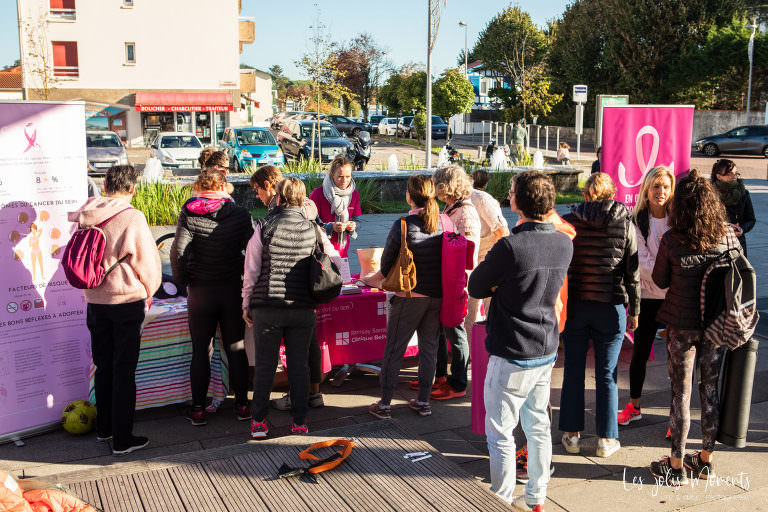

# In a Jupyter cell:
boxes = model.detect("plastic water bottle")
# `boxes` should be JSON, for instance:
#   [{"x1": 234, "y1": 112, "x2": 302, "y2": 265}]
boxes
[{"x1": 387, "y1": 154, "x2": 399, "y2": 172}]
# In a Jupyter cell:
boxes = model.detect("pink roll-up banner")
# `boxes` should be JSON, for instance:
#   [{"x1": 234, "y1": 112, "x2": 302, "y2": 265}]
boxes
[
  {"x1": 601, "y1": 105, "x2": 694, "y2": 210},
  {"x1": 0, "y1": 101, "x2": 90, "y2": 442}
]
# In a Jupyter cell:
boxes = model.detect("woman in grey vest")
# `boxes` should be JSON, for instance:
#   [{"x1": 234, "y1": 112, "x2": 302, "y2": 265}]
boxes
[{"x1": 242, "y1": 178, "x2": 318, "y2": 438}]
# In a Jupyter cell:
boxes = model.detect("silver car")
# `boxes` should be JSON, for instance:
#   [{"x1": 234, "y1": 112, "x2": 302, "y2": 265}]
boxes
[
  {"x1": 695, "y1": 125, "x2": 768, "y2": 157},
  {"x1": 86, "y1": 131, "x2": 129, "y2": 175}
]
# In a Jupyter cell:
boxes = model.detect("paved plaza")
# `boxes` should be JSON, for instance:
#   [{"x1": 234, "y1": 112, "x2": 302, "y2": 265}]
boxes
[{"x1": 1, "y1": 180, "x2": 766, "y2": 511}]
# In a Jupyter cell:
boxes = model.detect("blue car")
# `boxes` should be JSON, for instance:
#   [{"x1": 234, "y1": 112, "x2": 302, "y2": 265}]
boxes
[{"x1": 220, "y1": 127, "x2": 284, "y2": 172}]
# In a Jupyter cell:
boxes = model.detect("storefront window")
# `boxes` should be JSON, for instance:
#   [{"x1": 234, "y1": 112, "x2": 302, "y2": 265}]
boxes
[{"x1": 196, "y1": 112, "x2": 211, "y2": 144}]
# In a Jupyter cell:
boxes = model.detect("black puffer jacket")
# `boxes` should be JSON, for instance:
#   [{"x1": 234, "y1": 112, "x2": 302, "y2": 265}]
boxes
[
  {"x1": 652, "y1": 229, "x2": 740, "y2": 330},
  {"x1": 722, "y1": 187, "x2": 755, "y2": 255},
  {"x1": 563, "y1": 200, "x2": 640, "y2": 315},
  {"x1": 380, "y1": 214, "x2": 443, "y2": 297},
  {"x1": 171, "y1": 196, "x2": 254, "y2": 288}
]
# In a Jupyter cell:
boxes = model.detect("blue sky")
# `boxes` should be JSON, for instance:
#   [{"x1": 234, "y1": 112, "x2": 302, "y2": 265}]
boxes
[{"x1": 1, "y1": 1, "x2": 567, "y2": 79}]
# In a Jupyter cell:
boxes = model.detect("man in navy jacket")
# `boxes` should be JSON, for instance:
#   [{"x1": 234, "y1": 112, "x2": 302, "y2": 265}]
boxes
[{"x1": 469, "y1": 171, "x2": 573, "y2": 511}]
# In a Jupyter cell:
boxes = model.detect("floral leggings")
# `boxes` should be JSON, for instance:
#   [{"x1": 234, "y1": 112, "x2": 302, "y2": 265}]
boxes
[{"x1": 667, "y1": 329, "x2": 725, "y2": 459}]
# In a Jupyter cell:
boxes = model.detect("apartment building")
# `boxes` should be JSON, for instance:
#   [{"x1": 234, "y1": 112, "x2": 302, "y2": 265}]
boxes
[{"x1": 18, "y1": 0, "x2": 255, "y2": 147}]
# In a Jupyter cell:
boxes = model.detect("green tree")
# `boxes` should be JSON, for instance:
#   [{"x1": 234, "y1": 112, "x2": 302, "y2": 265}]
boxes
[
  {"x1": 672, "y1": 16, "x2": 768, "y2": 110},
  {"x1": 378, "y1": 73, "x2": 404, "y2": 113},
  {"x1": 397, "y1": 71, "x2": 427, "y2": 112},
  {"x1": 473, "y1": 6, "x2": 549, "y2": 120},
  {"x1": 545, "y1": 0, "x2": 748, "y2": 125},
  {"x1": 432, "y1": 70, "x2": 474, "y2": 120},
  {"x1": 413, "y1": 111, "x2": 427, "y2": 142}
]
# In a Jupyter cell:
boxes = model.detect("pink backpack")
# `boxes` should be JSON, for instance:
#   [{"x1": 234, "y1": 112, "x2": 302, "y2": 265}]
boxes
[
  {"x1": 440, "y1": 214, "x2": 475, "y2": 327},
  {"x1": 62, "y1": 208, "x2": 132, "y2": 289}
]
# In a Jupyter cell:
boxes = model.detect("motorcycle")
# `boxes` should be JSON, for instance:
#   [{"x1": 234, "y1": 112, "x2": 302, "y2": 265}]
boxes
[
  {"x1": 348, "y1": 130, "x2": 374, "y2": 170},
  {"x1": 443, "y1": 138, "x2": 460, "y2": 163}
]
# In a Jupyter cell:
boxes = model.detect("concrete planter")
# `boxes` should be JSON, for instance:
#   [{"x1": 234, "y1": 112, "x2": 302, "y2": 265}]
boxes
[{"x1": 165, "y1": 167, "x2": 582, "y2": 211}]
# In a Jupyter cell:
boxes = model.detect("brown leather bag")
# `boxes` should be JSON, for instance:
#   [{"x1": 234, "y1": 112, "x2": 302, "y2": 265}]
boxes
[{"x1": 382, "y1": 217, "x2": 417, "y2": 298}]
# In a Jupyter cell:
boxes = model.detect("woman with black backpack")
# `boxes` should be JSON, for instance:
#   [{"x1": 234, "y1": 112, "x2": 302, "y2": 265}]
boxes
[{"x1": 649, "y1": 169, "x2": 741, "y2": 486}]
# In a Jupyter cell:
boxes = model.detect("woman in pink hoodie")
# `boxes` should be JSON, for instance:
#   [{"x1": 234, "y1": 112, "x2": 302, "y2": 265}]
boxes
[{"x1": 68, "y1": 165, "x2": 161, "y2": 456}]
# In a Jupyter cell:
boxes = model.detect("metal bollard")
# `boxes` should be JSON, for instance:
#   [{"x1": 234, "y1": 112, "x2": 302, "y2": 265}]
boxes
[
  {"x1": 545, "y1": 126, "x2": 549, "y2": 154},
  {"x1": 478, "y1": 146, "x2": 483, "y2": 160}
]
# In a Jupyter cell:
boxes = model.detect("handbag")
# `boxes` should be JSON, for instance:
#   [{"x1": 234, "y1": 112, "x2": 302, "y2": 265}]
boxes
[
  {"x1": 309, "y1": 226, "x2": 343, "y2": 303},
  {"x1": 439, "y1": 214, "x2": 474, "y2": 327},
  {"x1": 382, "y1": 217, "x2": 417, "y2": 298}
]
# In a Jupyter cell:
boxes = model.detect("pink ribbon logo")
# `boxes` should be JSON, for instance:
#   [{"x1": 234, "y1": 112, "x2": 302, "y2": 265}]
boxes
[
  {"x1": 618, "y1": 126, "x2": 674, "y2": 188},
  {"x1": 23, "y1": 123, "x2": 39, "y2": 153}
]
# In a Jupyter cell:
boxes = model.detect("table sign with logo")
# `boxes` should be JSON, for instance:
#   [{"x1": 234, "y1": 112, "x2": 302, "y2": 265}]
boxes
[{"x1": 0, "y1": 100, "x2": 90, "y2": 442}]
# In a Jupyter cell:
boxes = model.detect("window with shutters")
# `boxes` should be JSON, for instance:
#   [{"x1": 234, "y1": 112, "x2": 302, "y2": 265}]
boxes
[
  {"x1": 51, "y1": 41, "x2": 79, "y2": 78},
  {"x1": 49, "y1": 0, "x2": 75, "y2": 20},
  {"x1": 125, "y1": 42, "x2": 136, "y2": 64}
]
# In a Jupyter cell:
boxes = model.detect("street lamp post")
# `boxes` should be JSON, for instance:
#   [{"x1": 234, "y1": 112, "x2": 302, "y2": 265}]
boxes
[
  {"x1": 746, "y1": 19, "x2": 758, "y2": 122},
  {"x1": 458, "y1": 21, "x2": 468, "y2": 77},
  {"x1": 459, "y1": 21, "x2": 468, "y2": 137}
]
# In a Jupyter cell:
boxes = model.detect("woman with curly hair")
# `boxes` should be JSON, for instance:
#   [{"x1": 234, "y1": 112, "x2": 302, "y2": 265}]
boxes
[
  {"x1": 649, "y1": 169, "x2": 740, "y2": 486},
  {"x1": 429, "y1": 165, "x2": 481, "y2": 401},
  {"x1": 711, "y1": 159, "x2": 755, "y2": 256}
]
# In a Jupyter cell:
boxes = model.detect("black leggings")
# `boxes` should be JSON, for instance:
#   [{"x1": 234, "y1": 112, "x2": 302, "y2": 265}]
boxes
[
  {"x1": 309, "y1": 329, "x2": 321, "y2": 385},
  {"x1": 629, "y1": 298, "x2": 664, "y2": 400},
  {"x1": 187, "y1": 283, "x2": 249, "y2": 407}
]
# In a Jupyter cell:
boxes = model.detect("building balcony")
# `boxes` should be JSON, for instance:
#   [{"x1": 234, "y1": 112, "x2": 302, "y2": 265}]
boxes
[
  {"x1": 53, "y1": 65, "x2": 79, "y2": 78},
  {"x1": 49, "y1": 8, "x2": 76, "y2": 21},
  {"x1": 239, "y1": 17, "x2": 254, "y2": 53}
]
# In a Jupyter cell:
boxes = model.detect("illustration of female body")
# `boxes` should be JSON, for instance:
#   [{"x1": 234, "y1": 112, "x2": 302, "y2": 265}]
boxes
[{"x1": 29, "y1": 223, "x2": 44, "y2": 280}]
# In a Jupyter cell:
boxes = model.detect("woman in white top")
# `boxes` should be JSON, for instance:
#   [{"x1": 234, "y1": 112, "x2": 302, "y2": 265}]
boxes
[
  {"x1": 468, "y1": 170, "x2": 509, "y2": 324},
  {"x1": 429, "y1": 165, "x2": 482, "y2": 400},
  {"x1": 617, "y1": 165, "x2": 675, "y2": 426}
]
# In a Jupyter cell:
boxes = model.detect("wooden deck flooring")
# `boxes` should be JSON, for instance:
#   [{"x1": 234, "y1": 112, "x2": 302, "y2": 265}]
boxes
[{"x1": 55, "y1": 420, "x2": 510, "y2": 512}]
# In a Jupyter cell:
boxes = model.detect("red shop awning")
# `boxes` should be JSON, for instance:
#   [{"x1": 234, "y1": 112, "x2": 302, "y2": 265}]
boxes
[{"x1": 135, "y1": 92, "x2": 233, "y2": 112}]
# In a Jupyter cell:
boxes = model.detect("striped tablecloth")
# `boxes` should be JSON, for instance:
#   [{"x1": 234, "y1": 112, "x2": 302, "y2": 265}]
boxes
[{"x1": 89, "y1": 298, "x2": 229, "y2": 411}]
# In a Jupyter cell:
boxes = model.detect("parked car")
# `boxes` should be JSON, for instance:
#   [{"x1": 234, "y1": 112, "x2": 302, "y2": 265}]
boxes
[
  {"x1": 397, "y1": 116, "x2": 414, "y2": 138},
  {"x1": 377, "y1": 117, "x2": 398, "y2": 136},
  {"x1": 695, "y1": 125, "x2": 768, "y2": 157},
  {"x1": 326, "y1": 115, "x2": 372, "y2": 136},
  {"x1": 431, "y1": 115, "x2": 448, "y2": 139},
  {"x1": 85, "y1": 131, "x2": 129, "y2": 175},
  {"x1": 150, "y1": 132, "x2": 203, "y2": 168},
  {"x1": 279, "y1": 120, "x2": 354, "y2": 163},
  {"x1": 220, "y1": 127, "x2": 284, "y2": 172}
]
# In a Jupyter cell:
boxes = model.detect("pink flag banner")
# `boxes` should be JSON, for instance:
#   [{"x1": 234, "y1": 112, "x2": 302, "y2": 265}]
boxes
[{"x1": 601, "y1": 105, "x2": 694, "y2": 210}]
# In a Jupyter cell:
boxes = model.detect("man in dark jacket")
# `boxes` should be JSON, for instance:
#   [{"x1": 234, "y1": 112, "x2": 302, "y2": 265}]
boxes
[{"x1": 469, "y1": 171, "x2": 573, "y2": 510}]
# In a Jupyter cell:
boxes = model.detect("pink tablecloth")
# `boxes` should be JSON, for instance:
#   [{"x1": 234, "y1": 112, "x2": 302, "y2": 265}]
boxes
[
  {"x1": 471, "y1": 322, "x2": 489, "y2": 435},
  {"x1": 316, "y1": 289, "x2": 418, "y2": 365},
  {"x1": 279, "y1": 288, "x2": 419, "y2": 372}
]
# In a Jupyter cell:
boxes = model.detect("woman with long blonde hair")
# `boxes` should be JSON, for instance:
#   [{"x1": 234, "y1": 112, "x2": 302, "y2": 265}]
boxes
[{"x1": 617, "y1": 166, "x2": 675, "y2": 427}]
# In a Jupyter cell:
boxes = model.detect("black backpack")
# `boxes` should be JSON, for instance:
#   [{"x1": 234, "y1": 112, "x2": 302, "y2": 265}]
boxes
[
  {"x1": 309, "y1": 226, "x2": 342, "y2": 303},
  {"x1": 700, "y1": 232, "x2": 759, "y2": 350}
]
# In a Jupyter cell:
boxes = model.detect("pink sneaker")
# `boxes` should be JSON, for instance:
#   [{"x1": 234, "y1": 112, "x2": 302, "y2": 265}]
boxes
[{"x1": 617, "y1": 402, "x2": 642, "y2": 426}]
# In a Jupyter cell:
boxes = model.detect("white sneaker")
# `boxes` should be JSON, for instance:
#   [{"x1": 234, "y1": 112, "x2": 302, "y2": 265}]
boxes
[
  {"x1": 596, "y1": 438, "x2": 620, "y2": 457},
  {"x1": 561, "y1": 432, "x2": 580, "y2": 454},
  {"x1": 512, "y1": 496, "x2": 544, "y2": 511}
]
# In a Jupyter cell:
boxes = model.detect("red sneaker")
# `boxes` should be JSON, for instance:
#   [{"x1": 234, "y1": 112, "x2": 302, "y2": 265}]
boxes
[
  {"x1": 617, "y1": 402, "x2": 642, "y2": 425},
  {"x1": 430, "y1": 383, "x2": 467, "y2": 400},
  {"x1": 410, "y1": 375, "x2": 446, "y2": 391}
]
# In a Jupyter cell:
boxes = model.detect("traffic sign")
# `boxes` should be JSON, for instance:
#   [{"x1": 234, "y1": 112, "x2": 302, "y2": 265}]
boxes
[{"x1": 573, "y1": 85, "x2": 588, "y2": 103}]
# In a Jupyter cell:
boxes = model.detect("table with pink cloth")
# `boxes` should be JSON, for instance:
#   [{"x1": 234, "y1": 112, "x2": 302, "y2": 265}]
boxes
[{"x1": 268, "y1": 287, "x2": 419, "y2": 372}]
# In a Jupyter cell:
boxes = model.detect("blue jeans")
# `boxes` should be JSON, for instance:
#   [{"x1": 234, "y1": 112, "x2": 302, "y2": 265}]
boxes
[
  {"x1": 559, "y1": 300, "x2": 625, "y2": 439},
  {"x1": 485, "y1": 355, "x2": 553, "y2": 505}
]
